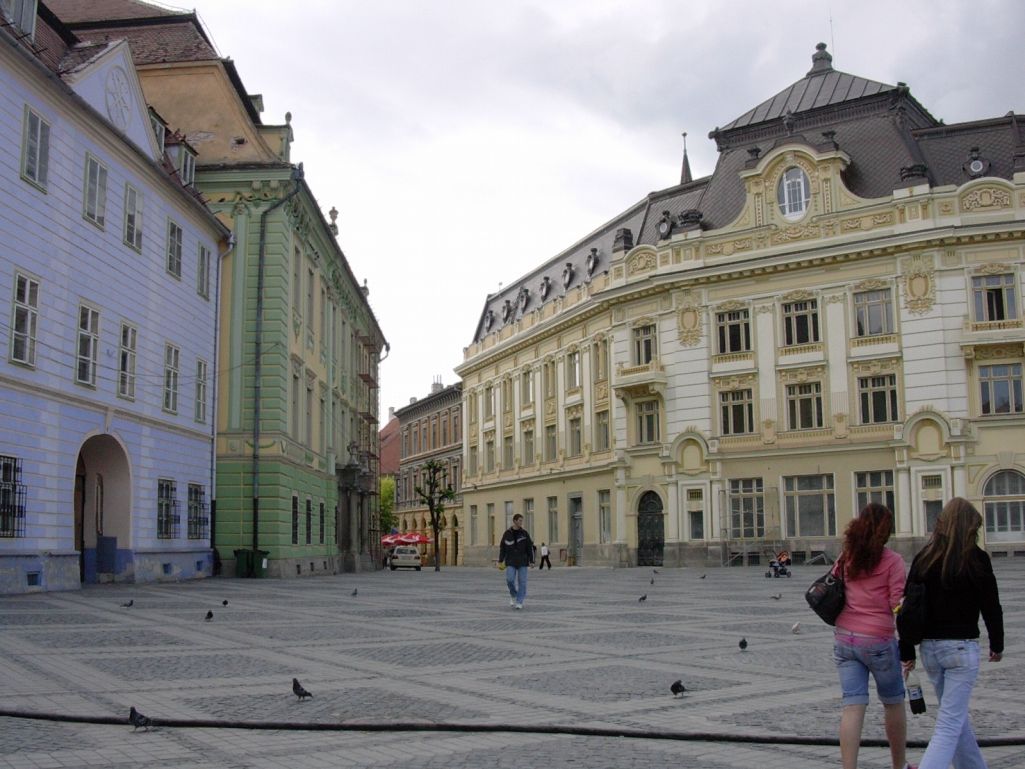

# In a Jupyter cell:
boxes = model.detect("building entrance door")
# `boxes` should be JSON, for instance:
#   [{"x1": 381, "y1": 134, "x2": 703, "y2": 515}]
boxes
[
  {"x1": 569, "y1": 495, "x2": 583, "y2": 565},
  {"x1": 637, "y1": 491, "x2": 664, "y2": 567}
]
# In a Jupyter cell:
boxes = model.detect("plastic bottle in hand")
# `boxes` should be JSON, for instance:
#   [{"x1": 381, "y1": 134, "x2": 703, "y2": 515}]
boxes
[{"x1": 906, "y1": 671, "x2": 926, "y2": 715}]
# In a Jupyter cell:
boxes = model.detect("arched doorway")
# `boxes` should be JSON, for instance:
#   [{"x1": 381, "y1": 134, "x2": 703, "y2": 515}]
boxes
[
  {"x1": 75, "y1": 434, "x2": 131, "y2": 583},
  {"x1": 637, "y1": 491, "x2": 664, "y2": 566},
  {"x1": 451, "y1": 514, "x2": 459, "y2": 566}
]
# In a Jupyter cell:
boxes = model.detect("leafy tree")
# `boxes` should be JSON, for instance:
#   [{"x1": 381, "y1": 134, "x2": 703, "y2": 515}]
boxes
[
  {"x1": 413, "y1": 458, "x2": 455, "y2": 571},
  {"x1": 379, "y1": 475, "x2": 396, "y2": 533}
]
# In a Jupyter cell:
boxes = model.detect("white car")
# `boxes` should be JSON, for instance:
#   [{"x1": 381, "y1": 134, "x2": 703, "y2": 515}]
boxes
[{"x1": 389, "y1": 546, "x2": 422, "y2": 571}]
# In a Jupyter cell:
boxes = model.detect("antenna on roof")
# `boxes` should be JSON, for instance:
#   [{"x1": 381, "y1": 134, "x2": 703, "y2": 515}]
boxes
[
  {"x1": 828, "y1": 3, "x2": 835, "y2": 57},
  {"x1": 680, "y1": 132, "x2": 692, "y2": 184}
]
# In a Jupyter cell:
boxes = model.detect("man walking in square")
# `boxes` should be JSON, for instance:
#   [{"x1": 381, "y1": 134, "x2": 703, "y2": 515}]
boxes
[
  {"x1": 539, "y1": 542, "x2": 552, "y2": 570},
  {"x1": 499, "y1": 514, "x2": 533, "y2": 609}
]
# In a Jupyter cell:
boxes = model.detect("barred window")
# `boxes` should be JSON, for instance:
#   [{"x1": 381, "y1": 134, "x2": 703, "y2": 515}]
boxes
[
  {"x1": 291, "y1": 495, "x2": 299, "y2": 545},
  {"x1": 0, "y1": 455, "x2": 27, "y2": 538},
  {"x1": 157, "y1": 479, "x2": 179, "y2": 539},
  {"x1": 187, "y1": 483, "x2": 208, "y2": 540}
]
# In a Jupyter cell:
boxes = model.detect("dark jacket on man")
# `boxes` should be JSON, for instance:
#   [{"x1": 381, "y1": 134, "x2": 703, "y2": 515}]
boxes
[{"x1": 499, "y1": 527, "x2": 534, "y2": 568}]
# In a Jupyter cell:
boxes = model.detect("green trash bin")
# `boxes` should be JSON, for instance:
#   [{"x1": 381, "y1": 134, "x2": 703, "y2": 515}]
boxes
[
  {"x1": 252, "y1": 549, "x2": 270, "y2": 578},
  {"x1": 233, "y1": 549, "x2": 252, "y2": 577}
]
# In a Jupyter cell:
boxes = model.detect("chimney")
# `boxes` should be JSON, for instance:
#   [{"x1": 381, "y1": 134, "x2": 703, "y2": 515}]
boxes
[
  {"x1": 430, "y1": 376, "x2": 444, "y2": 394},
  {"x1": 613, "y1": 227, "x2": 634, "y2": 253},
  {"x1": 388, "y1": 406, "x2": 395, "y2": 421}
]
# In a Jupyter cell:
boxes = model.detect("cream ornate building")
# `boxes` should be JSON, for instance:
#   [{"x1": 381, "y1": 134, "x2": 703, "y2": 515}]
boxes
[{"x1": 457, "y1": 44, "x2": 1025, "y2": 568}]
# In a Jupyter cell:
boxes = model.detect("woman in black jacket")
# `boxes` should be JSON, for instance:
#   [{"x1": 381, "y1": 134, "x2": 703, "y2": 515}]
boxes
[{"x1": 900, "y1": 497, "x2": 1003, "y2": 769}]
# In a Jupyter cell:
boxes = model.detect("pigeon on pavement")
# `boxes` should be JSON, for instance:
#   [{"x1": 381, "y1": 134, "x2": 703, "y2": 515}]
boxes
[
  {"x1": 650, "y1": 577, "x2": 655, "y2": 585},
  {"x1": 638, "y1": 594, "x2": 647, "y2": 602},
  {"x1": 652, "y1": 569, "x2": 659, "y2": 574},
  {"x1": 293, "y1": 678, "x2": 313, "y2": 701},
  {"x1": 739, "y1": 637, "x2": 748, "y2": 651},
  {"x1": 129, "y1": 706, "x2": 152, "y2": 731},
  {"x1": 699, "y1": 574, "x2": 707, "y2": 579},
  {"x1": 120, "y1": 599, "x2": 133, "y2": 608},
  {"x1": 770, "y1": 593, "x2": 782, "y2": 600},
  {"x1": 351, "y1": 588, "x2": 358, "y2": 597},
  {"x1": 791, "y1": 622, "x2": 801, "y2": 634},
  {"x1": 670, "y1": 680, "x2": 686, "y2": 697},
  {"x1": 222, "y1": 600, "x2": 229, "y2": 606},
  {"x1": 204, "y1": 610, "x2": 213, "y2": 621}
]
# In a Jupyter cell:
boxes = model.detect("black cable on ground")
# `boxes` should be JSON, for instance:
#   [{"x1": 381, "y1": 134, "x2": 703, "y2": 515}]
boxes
[{"x1": 1, "y1": 709, "x2": 1023, "y2": 749}]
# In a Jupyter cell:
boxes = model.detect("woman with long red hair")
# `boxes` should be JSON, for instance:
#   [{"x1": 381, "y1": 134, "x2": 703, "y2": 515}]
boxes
[{"x1": 833, "y1": 502, "x2": 912, "y2": 769}]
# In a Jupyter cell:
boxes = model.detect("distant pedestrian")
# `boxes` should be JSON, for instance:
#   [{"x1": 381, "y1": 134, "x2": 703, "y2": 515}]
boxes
[
  {"x1": 499, "y1": 513, "x2": 533, "y2": 609},
  {"x1": 539, "y1": 543, "x2": 552, "y2": 570}
]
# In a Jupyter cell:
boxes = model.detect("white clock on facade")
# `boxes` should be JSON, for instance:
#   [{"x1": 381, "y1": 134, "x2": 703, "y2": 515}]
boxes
[{"x1": 105, "y1": 67, "x2": 132, "y2": 130}]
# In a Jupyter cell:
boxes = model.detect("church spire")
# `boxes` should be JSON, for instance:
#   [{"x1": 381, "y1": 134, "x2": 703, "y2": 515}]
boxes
[{"x1": 680, "y1": 132, "x2": 692, "y2": 184}]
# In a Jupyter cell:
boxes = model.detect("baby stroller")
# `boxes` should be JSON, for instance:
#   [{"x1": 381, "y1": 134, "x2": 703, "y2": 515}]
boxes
[{"x1": 765, "y1": 550, "x2": 792, "y2": 578}]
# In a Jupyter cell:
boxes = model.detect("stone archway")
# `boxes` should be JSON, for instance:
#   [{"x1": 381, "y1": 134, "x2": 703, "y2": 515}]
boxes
[
  {"x1": 75, "y1": 434, "x2": 131, "y2": 583},
  {"x1": 636, "y1": 491, "x2": 664, "y2": 567}
]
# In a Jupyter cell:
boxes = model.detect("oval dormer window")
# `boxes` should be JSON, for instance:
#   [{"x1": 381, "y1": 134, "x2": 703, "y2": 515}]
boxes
[{"x1": 777, "y1": 166, "x2": 810, "y2": 221}]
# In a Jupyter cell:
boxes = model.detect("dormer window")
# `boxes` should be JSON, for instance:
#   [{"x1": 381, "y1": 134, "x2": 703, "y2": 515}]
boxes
[
  {"x1": 149, "y1": 112, "x2": 166, "y2": 154},
  {"x1": 778, "y1": 166, "x2": 810, "y2": 220},
  {"x1": 1, "y1": 0, "x2": 37, "y2": 41},
  {"x1": 179, "y1": 149, "x2": 196, "y2": 186}
]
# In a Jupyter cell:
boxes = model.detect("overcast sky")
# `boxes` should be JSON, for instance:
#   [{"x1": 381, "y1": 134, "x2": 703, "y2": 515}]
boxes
[{"x1": 181, "y1": 0, "x2": 1024, "y2": 417}]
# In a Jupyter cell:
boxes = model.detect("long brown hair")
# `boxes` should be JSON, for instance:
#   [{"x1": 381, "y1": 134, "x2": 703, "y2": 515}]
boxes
[
  {"x1": 914, "y1": 497, "x2": 983, "y2": 586},
  {"x1": 842, "y1": 502, "x2": 893, "y2": 578}
]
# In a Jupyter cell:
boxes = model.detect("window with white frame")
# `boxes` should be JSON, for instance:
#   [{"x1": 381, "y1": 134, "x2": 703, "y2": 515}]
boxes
[
  {"x1": 305, "y1": 266, "x2": 315, "y2": 346},
  {"x1": 568, "y1": 416, "x2": 582, "y2": 456},
  {"x1": 305, "y1": 381, "x2": 313, "y2": 446},
  {"x1": 784, "y1": 474, "x2": 835, "y2": 537},
  {"x1": 21, "y1": 105, "x2": 49, "y2": 188},
  {"x1": 124, "y1": 184, "x2": 143, "y2": 250},
  {"x1": 854, "y1": 289, "x2": 893, "y2": 336},
  {"x1": 636, "y1": 399, "x2": 660, "y2": 444},
  {"x1": 729, "y1": 478, "x2": 764, "y2": 538},
  {"x1": 972, "y1": 274, "x2": 1018, "y2": 322},
  {"x1": 984, "y1": 470, "x2": 1025, "y2": 535},
  {"x1": 502, "y1": 378, "x2": 512, "y2": 413},
  {"x1": 716, "y1": 309, "x2": 751, "y2": 354},
  {"x1": 547, "y1": 496, "x2": 558, "y2": 543},
  {"x1": 162, "y1": 343, "x2": 179, "y2": 412},
  {"x1": 979, "y1": 363, "x2": 1023, "y2": 415},
  {"x1": 468, "y1": 445, "x2": 478, "y2": 475},
  {"x1": 486, "y1": 503, "x2": 496, "y2": 545},
  {"x1": 118, "y1": 322, "x2": 136, "y2": 399},
  {"x1": 720, "y1": 389, "x2": 754, "y2": 435},
  {"x1": 687, "y1": 488, "x2": 705, "y2": 540},
  {"x1": 150, "y1": 112, "x2": 165, "y2": 153},
  {"x1": 782, "y1": 299, "x2": 819, "y2": 345},
  {"x1": 523, "y1": 497, "x2": 534, "y2": 535},
  {"x1": 566, "y1": 350, "x2": 581, "y2": 389},
  {"x1": 859, "y1": 374, "x2": 899, "y2": 423},
  {"x1": 291, "y1": 372, "x2": 300, "y2": 438},
  {"x1": 594, "y1": 409, "x2": 610, "y2": 452},
  {"x1": 319, "y1": 394, "x2": 326, "y2": 454},
  {"x1": 194, "y1": 359, "x2": 207, "y2": 422},
  {"x1": 593, "y1": 337, "x2": 609, "y2": 382},
  {"x1": 544, "y1": 424, "x2": 557, "y2": 462},
  {"x1": 179, "y1": 148, "x2": 195, "y2": 186},
  {"x1": 197, "y1": 244, "x2": 210, "y2": 299},
  {"x1": 921, "y1": 474, "x2": 944, "y2": 532},
  {"x1": 633, "y1": 324, "x2": 656, "y2": 365},
  {"x1": 187, "y1": 483, "x2": 208, "y2": 539},
  {"x1": 157, "y1": 478, "x2": 179, "y2": 539},
  {"x1": 2, "y1": 0, "x2": 37, "y2": 38},
  {"x1": 319, "y1": 282, "x2": 327, "y2": 350},
  {"x1": 598, "y1": 489, "x2": 611, "y2": 544},
  {"x1": 521, "y1": 369, "x2": 534, "y2": 406},
  {"x1": 166, "y1": 220, "x2": 183, "y2": 278},
  {"x1": 83, "y1": 154, "x2": 108, "y2": 227},
  {"x1": 521, "y1": 425, "x2": 534, "y2": 466},
  {"x1": 787, "y1": 382, "x2": 823, "y2": 430},
  {"x1": 777, "y1": 166, "x2": 810, "y2": 220},
  {"x1": 469, "y1": 504, "x2": 478, "y2": 545},
  {"x1": 76, "y1": 305, "x2": 99, "y2": 386},
  {"x1": 855, "y1": 470, "x2": 895, "y2": 513},
  {"x1": 543, "y1": 359, "x2": 556, "y2": 398},
  {"x1": 11, "y1": 272, "x2": 38, "y2": 366},
  {"x1": 504, "y1": 500, "x2": 514, "y2": 530}
]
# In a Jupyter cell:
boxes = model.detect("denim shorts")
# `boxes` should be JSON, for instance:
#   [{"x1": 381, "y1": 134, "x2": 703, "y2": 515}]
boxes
[{"x1": 833, "y1": 630, "x2": 905, "y2": 706}]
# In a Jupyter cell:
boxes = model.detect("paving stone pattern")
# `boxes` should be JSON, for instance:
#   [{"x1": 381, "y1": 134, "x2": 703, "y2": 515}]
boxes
[{"x1": 0, "y1": 562, "x2": 1022, "y2": 769}]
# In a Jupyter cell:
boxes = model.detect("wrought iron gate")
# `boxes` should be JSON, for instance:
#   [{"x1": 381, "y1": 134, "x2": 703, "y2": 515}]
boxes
[{"x1": 636, "y1": 491, "x2": 664, "y2": 566}]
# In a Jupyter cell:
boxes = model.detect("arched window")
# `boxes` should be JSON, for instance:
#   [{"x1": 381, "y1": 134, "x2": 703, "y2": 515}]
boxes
[
  {"x1": 777, "y1": 167, "x2": 810, "y2": 220},
  {"x1": 984, "y1": 469, "x2": 1025, "y2": 536}
]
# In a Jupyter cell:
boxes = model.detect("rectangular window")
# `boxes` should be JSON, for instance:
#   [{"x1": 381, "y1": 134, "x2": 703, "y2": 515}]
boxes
[
  {"x1": 688, "y1": 489, "x2": 705, "y2": 540},
  {"x1": 859, "y1": 374, "x2": 899, "y2": 423},
  {"x1": 124, "y1": 184, "x2": 143, "y2": 250},
  {"x1": 469, "y1": 505, "x2": 478, "y2": 545},
  {"x1": 305, "y1": 498, "x2": 312, "y2": 545},
  {"x1": 162, "y1": 343, "x2": 180, "y2": 412},
  {"x1": 594, "y1": 410, "x2": 610, "y2": 452},
  {"x1": 118, "y1": 323, "x2": 136, "y2": 399},
  {"x1": 166, "y1": 220, "x2": 183, "y2": 278},
  {"x1": 76, "y1": 305, "x2": 99, "y2": 386},
  {"x1": 500, "y1": 378, "x2": 511, "y2": 414},
  {"x1": 468, "y1": 445, "x2": 478, "y2": 475},
  {"x1": 187, "y1": 483, "x2": 208, "y2": 540},
  {"x1": 636, "y1": 400, "x2": 660, "y2": 444},
  {"x1": 150, "y1": 113, "x2": 165, "y2": 153},
  {"x1": 521, "y1": 370, "x2": 534, "y2": 406},
  {"x1": 523, "y1": 497, "x2": 534, "y2": 535},
  {"x1": 855, "y1": 470, "x2": 895, "y2": 513},
  {"x1": 197, "y1": 245, "x2": 211, "y2": 299},
  {"x1": 179, "y1": 149, "x2": 195, "y2": 186},
  {"x1": 598, "y1": 489, "x2": 611, "y2": 544},
  {"x1": 503, "y1": 435, "x2": 513, "y2": 468},
  {"x1": 291, "y1": 373, "x2": 300, "y2": 438},
  {"x1": 787, "y1": 382, "x2": 823, "y2": 430},
  {"x1": 544, "y1": 359, "x2": 556, "y2": 398},
  {"x1": 319, "y1": 502, "x2": 325, "y2": 544},
  {"x1": 291, "y1": 495, "x2": 299, "y2": 545},
  {"x1": 544, "y1": 424, "x2": 557, "y2": 462},
  {"x1": 319, "y1": 283, "x2": 327, "y2": 350},
  {"x1": 319, "y1": 395, "x2": 326, "y2": 454},
  {"x1": 292, "y1": 247, "x2": 302, "y2": 314},
  {"x1": 720, "y1": 389, "x2": 754, "y2": 435},
  {"x1": 11, "y1": 272, "x2": 39, "y2": 366},
  {"x1": 729, "y1": 478, "x2": 764, "y2": 538},
  {"x1": 568, "y1": 416, "x2": 582, "y2": 456},
  {"x1": 633, "y1": 324, "x2": 656, "y2": 365},
  {"x1": 547, "y1": 496, "x2": 558, "y2": 543},
  {"x1": 484, "y1": 384, "x2": 495, "y2": 419},
  {"x1": 157, "y1": 479, "x2": 179, "y2": 539},
  {"x1": 979, "y1": 363, "x2": 1024, "y2": 415},
  {"x1": 305, "y1": 383, "x2": 314, "y2": 447},
  {"x1": 593, "y1": 338, "x2": 609, "y2": 382},
  {"x1": 972, "y1": 274, "x2": 1018, "y2": 322},
  {"x1": 21, "y1": 106, "x2": 50, "y2": 188},
  {"x1": 566, "y1": 350, "x2": 581, "y2": 389},
  {"x1": 0, "y1": 455, "x2": 27, "y2": 538},
  {"x1": 83, "y1": 155, "x2": 108, "y2": 227},
  {"x1": 306, "y1": 266, "x2": 315, "y2": 345},
  {"x1": 487, "y1": 503, "x2": 496, "y2": 546},
  {"x1": 485, "y1": 435, "x2": 495, "y2": 473},
  {"x1": 194, "y1": 359, "x2": 207, "y2": 422},
  {"x1": 784, "y1": 474, "x2": 836, "y2": 537},
  {"x1": 521, "y1": 425, "x2": 534, "y2": 466},
  {"x1": 854, "y1": 289, "x2": 893, "y2": 336},
  {"x1": 717, "y1": 309, "x2": 751, "y2": 354},
  {"x1": 782, "y1": 299, "x2": 819, "y2": 345}
]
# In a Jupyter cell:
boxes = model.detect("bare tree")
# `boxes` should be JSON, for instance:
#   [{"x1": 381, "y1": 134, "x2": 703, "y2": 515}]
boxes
[{"x1": 413, "y1": 458, "x2": 455, "y2": 571}]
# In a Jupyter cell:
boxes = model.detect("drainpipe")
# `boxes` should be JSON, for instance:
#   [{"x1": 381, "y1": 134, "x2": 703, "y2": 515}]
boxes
[
  {"x1": 251, "y1": 164, "x2": 304, "y2": 575},
  {"x1": 210, "y1": 230, "x2": 235, "y2": 572}
]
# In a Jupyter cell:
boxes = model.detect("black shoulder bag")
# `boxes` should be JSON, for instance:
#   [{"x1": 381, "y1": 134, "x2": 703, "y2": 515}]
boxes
[
  {"x1": 896, "y1": 566, "x2": 928, "y2": 645},
  {"x1": 806, "y1": 558, "x2": 845, "y2": 626}
]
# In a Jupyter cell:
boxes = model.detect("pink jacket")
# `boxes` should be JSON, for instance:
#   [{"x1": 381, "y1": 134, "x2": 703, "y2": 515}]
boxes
[{"x1": 835, "y1": 547, "x2": 906, "y2": 638}]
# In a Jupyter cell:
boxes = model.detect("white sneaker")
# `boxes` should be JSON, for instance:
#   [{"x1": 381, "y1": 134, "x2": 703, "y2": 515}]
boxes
[
  {"x1": 509, "y1": 598, "x2": 516, "y2": 607},
  {"x1": 514, "y1": 603, "x2": 523, "y2": 610}
]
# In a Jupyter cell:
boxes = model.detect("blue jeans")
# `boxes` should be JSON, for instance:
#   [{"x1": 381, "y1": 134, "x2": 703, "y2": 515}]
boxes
[
  {"x1": 918, "y1": 639, "x2": 986, "y2": 769},
  {"x1": 505, "y1": 565, "x2": 528, "y2": 604},
  {"x1": 833, "y1": 631, "x2": 905, "y2": 706}
]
